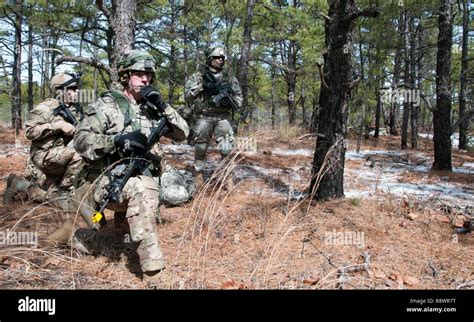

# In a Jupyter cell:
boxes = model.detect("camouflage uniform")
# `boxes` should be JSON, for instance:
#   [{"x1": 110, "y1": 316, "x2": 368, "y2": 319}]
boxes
[
  {"x1": 4, "y1": 74, "x2": 83, "y2": 205},
  {"x1": 25, "y1": 73, "x2": 83, "y2": 192},
  {"x1": 74, "y1": 50, "x2": 189, "y2": 273},
  {"x1": 184, "y1": 47, "x2": 243, "y2": 174}
]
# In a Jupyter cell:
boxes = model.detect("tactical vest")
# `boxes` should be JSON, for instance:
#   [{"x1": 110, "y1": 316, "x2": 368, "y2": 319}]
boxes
[
  {"x1": 201, "y1": 68, "x2": 233, "y2": 117},
  {"x1": 101, "y1": 90, "x2": 141, "y2": 131}
]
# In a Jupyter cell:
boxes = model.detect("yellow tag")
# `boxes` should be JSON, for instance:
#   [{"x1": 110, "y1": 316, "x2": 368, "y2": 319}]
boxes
[{"x1": 92, "y1": 212, "x2": 103, "y2": 223}]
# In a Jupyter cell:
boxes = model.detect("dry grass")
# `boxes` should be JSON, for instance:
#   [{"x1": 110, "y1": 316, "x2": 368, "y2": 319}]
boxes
[{"x1": 0, "y1": 127, "x2": 473, "y2": 289}]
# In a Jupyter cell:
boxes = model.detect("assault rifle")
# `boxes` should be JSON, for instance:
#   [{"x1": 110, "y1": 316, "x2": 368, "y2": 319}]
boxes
[
  {"x1": 203, "y1": 72, "x2": 248, "y2": 123},
  {"x1": 53, "y1": 103, "x2": 78, "y2": 126},
  {"x1": 90, "y1": 116, "x2": 170, "y2": 230}
]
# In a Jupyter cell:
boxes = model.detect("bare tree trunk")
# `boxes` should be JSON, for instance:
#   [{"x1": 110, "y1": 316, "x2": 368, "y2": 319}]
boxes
[
  {"x1": 237, "y1": 0, "x2": 255, "y2": 129},
  {"x1": 301, "y1": 84, "x2": 307, "y2": 126},
  {"x1": 458, "y1": 0, "x2": 469, "y2": 150},
  {"x1": 11, "y1": 0, "x2": 23, "y2": 134},
  {"x1": 287, "y1": 38, "x2": 297, "y2": 124},
  {"x1": 401, "y1": 10, "x2": 411, "y2": 150},
  {"x1": 310, "y1": 0, "x2": 378, "y2": 200},
  {"x1": 410, "y1": 19, "x2": 420, "y2": 149},
  {"x1": 106, "y1": 0, "x2": 137, "y2": 82},
  {"x1": 374, "y1": 83, "x2": 381, "y2": 138},
  {"x1": 43, "y1": 30, "x2": 50, "y2": 98},
  {"x1": 390, "y1": 14, "x2": 404, "y2": 136},
  {"x1": 27, "y1": 19, "x2": 34, "y2": 113},
  {"x1": 433, "y1": 0, "x2": 453, "y2": 171},
  {"x1": 310, "y1": 95, "x2": 318, "y2": 134},
  {"x1": 50, "y1": 32, "x2": 58, "y2": 79},
  {"x1": 357, "y1": 103, "x2": 365, "y2": 152},
  {"x1": 271, "y1": 46, "x2": 277, "y2": 129}
]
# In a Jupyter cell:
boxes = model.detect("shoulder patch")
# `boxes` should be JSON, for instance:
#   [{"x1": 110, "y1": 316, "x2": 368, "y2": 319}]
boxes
[
  {"x1": 84, "y1": 106, "x2": 97, "y2": 116},
  {"x1": 102, "y1": 95, "x2": 115, "y2": 103}
]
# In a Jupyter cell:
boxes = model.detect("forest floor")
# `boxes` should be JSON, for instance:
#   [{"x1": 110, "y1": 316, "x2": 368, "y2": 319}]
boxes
[{"x1": 0, "y1": 126, "x2": 473, "y2": 289}]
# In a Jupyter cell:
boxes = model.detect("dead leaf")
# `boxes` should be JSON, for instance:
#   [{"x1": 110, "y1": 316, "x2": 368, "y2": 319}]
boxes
[
  {"x1": 403, "y1": 275, "x2": 420, "y2": 286},
  {"x1": 374, "y1": 270, "x2": 386, "y2": 279},
  {"x1": 303, "y1": 278, "x2": 320, "y2": 286},
  {"x1": 220, "y1": 279, "x2": 244, "y2": 290},
  {"x1": 389, "y1": 272, "x2": 404, "y2": 284},
  {"x1": 44, "y1": 257, "x2": 60, "y2": 267}
]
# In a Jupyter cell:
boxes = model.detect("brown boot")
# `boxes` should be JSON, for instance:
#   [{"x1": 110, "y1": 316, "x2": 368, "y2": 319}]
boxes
[
  {"x1": 3, "y1": 174, "x2": 31, "y2": 204},
  {"x1": 43, "y1": 218, "x2": 75, "y2": 246}
]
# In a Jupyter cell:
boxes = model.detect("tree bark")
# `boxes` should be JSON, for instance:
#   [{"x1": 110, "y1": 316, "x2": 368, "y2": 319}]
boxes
[
  {"x1": 458, "y1": 0, "x2": 469, "y2": 150},
  {"x1": 287, "y1": 38, "x2": 297, "y2": 124},
  {"x1": 432, "y1": 0, "x2": 453, "y2": 171},
  {"x1": 374, "y1": 83, "x2": 381, "y2": 138},
  {"x1": 390, "y1": 13, "x2": 404, "y2": 136},
  {"x1": 310, "y1": 0, "x2": 378, "y2": 201},
  {"x1": 410, "y1": 18, "x2": 419, "y2": 149},
  {"x1": 271, "y1": 45, "x2": 277, "y2": 129},
  {"x1": 237, "y1": 0, "x2": 255, "y2": 127},
  {"x1": 27, "y1": 19, "x2": 33, "y2": 113},
  {"x1": 11, "y1": 0, "x2": 22, "y2": 134},
  {"x1": 401, "y1": 10, "x2": 411, "y2": 150}
]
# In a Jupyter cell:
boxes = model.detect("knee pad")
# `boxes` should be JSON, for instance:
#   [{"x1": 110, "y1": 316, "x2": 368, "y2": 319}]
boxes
[{"x1": 217, "y1": 135, "x2": 234, "y2": 156}]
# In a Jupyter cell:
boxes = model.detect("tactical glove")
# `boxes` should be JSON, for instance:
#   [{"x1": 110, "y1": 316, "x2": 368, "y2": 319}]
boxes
[
  {"x1": 114, "y1": 130, "x2": 147, "y2": 155},
  {"x1": 54, "y1": 121, "x2": 75, "y2": 136},
  {"x1": 140, "y1": 86, "x2": 167, "y2": 113},
  {"x1": 218, "y1": 97, "x2": 232, "y2": 108},
  {"x1": 202, "y1": 76, "x2": 220, "y2": 96}
]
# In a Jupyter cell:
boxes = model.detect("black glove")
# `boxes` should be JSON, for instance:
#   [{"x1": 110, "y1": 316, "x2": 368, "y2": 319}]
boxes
[
  {"x1": 114, "y1": 130, "x2": 147, "y2": 155},
  {"x1": 202, "y1": 75, "x2": 220, "y2": 96},
  {"x1": 218, "y1": 97, "x2": 233, "y2": 108},
  {"x1": 140, "y1": 86, "x2": 167, "y2": 113}
]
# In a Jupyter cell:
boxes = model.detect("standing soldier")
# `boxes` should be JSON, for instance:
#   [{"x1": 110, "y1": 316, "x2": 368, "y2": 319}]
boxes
[
  {"x1": 4, "y1": 73, "x2": 84, "y2": 205},
  {"x1": 184, "y1": 46, "x2": 243, "y2": 189},
  {"x1": 71, "y1": 50, "x2": 188, "y2": 283}
]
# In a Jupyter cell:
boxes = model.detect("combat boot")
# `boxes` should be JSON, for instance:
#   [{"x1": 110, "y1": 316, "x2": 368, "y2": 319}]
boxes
[
  {"x1": 43, "y1": 218, "x2": 75, "y2": 246},
  {"x1": 3, "y1": 174, "x2": 31, "y2": 204},
  {"x1": 143, "y1": 269, "x2": 172, "y2": 288}
]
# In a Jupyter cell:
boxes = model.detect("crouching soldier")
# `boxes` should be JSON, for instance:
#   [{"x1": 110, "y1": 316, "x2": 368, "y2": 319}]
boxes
[
  {"x1": 66, "y1": 50, "x2": 188, "y2": 285},
  {"x1": 3, "y1": 73, "x2": 84, "y2": 207}
]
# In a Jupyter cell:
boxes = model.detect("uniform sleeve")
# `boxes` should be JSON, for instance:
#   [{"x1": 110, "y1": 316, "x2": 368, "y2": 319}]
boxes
[
  {"x1": 162, "y1": 105, "x2": 189, "y2": 142},
  {"x1": 230, "y1": 76, "x2": 243, "y2": 108},
  {"x1": 74, "y1": 101, "x2": 117, "y2": 162},
  {"x1": 184, "y1": 72, "x2": 203, "y2": 104},
  {"x1": 25, "y1": 101, "x2": 61, "y2": 141}
]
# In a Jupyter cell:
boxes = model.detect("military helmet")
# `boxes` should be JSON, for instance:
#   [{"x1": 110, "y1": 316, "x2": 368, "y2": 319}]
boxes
[
  {"x1": 205, "y1": 46, "x2": 226, "y2": 64},
  {"x1": 118, "y1": 50, "x2": 156, "y2": 76},
  {"x1": 50, "y1": 73, "x2": 79, "y2": 92}
]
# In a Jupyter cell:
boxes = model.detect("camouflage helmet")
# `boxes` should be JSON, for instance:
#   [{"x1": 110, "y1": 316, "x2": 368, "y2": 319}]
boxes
[
  {"x1": 118, "y1": 50, "x2": 156, "y2": 76},
  {"x1": 205, "y1": 46, "x2": 226, "y2": 64},
  {"x1": 50, "y1": 73, "x2": 79, "y2": 92}
]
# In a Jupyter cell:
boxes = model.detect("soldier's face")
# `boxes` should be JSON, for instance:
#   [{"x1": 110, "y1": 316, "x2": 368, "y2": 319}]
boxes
[
  {"x1": 210, "y1": 56, "x2": 225, "y2": 69},
  {"x1": 129, "y1": 71, "x2": 153, "y2": 92}
]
